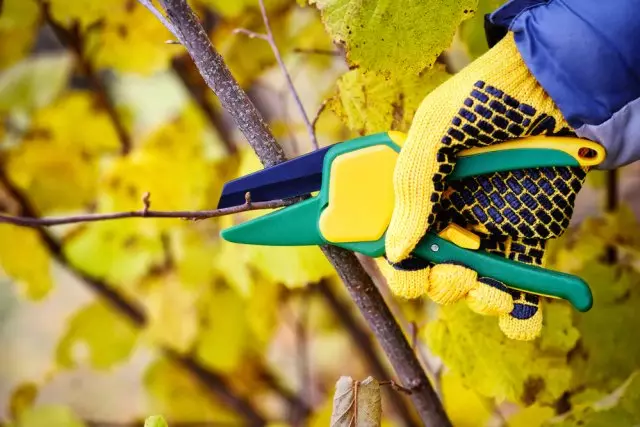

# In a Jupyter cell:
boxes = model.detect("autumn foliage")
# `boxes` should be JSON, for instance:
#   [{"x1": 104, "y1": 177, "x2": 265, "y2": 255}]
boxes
[{"x1": 1, "y1": 0, "x2": 640, "y2": 426}]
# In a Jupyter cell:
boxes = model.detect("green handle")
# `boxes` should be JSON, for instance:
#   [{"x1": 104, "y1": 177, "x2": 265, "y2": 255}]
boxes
[{"x1": 413, "y1": 233, "x2": 593, "y2": 312}]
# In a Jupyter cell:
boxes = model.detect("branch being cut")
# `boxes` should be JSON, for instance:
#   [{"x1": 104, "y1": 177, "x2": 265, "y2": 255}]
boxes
[
  {"x1": 146, "y1": 1, "x2": 452, "y2": 425},
  {"x1": 233, "y1": 0, "x2": 319, "y2": 150},
  {"x1": 0, "y1": 194, "x2": 292, "y2": 227}
]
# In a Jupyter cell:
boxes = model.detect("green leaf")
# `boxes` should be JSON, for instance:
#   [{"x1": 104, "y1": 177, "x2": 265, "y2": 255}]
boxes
[
  {"x1": 56, "y1": 301, "x2": 138, "y2": 369},
  {"x1": 459, "y1": 0, "x2": 506, "y2": 59},
  {"x1": 424, "y1": 300, "x2": 576, "y2": 405},
  {"x1": 12, "y1": 405, "x2": 85, "y2": 427},
  {"x1": 0, "y1": 53, "x2": 73, "y2": 113},
  {"x1": 144, "y1": 415, "x2": 168, "y2": 427},
  {"x1": 310, "y1": 0, "x2": 477, "y2": 76},
  {"x1": 326, "y1": 66, "x2": 450, "y2": 134}
]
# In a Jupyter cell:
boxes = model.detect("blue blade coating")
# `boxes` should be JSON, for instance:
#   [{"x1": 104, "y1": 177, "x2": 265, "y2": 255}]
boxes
[{"x1": 217, "y1": 145, "x2": 331, "y2": 208}]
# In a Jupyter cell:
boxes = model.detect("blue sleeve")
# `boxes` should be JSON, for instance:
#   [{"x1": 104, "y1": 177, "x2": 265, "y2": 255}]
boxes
[{"x1": 488, "y1": 0, "x2": 640, "y2": 170}]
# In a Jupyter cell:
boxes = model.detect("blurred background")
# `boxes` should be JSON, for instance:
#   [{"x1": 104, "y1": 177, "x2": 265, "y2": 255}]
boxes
[{"x1": 2, "y1": 0, "x2": 640, "y2": 426}]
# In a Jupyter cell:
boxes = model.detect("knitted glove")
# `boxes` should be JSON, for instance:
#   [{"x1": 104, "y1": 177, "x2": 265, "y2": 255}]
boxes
[{"x1": 384, "y1": 32, "x2": 589, "y2": 341}]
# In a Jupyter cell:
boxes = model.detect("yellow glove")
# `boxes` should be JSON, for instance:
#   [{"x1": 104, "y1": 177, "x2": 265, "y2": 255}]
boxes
[{"x1": 384, "y1": 32, "x2": 587, "y2": 341}]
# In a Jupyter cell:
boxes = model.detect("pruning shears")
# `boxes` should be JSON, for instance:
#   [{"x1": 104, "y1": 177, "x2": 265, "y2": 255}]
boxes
[{"x1": 216, "y1": 131, "x2": 606, "y2": 312}]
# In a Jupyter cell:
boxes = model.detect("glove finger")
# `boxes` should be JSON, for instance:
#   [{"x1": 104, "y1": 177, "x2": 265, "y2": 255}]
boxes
[
  {"x1": 465, "y1": 277, "x2": 514, "y2": 316},
  {"x1": 499, "y1": 291, "x2": 543, "y2": 341},
  {"x1": 427, "y1": 263, "x2": 478, "y2": 305},
  {"x1": 386, "y1": 255, "x2": 431, "y2": 299}
]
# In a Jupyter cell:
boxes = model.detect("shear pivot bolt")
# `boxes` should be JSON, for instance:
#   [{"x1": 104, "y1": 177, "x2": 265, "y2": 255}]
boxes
[{"x1": 431, "y1": 244, "x2": 439, "y2": 252}]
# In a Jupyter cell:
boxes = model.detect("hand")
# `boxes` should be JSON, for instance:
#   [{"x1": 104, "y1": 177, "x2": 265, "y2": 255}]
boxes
[{"x1": 383, "y1": 32, "x2": 589, "y2": 341}]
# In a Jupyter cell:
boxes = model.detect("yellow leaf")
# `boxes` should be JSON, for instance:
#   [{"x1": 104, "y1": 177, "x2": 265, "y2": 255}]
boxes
[
  {"x1": 326, "y1": 66, "x2": 450, "y2": 135},
  {"x1": 144, "y1": 358, "x2": 241, "y2": 423},
  {"x1": 248, "y1": 245, "x2": 335, "y2": 289},
  {"x1": 90, "y1": 2, "x2": 182, "y2": 74},
  {"x1": 63, "y1": 220, "x2": 165, "y2": 285},
  {"x1": 195, "y1": 286, "x2": 249, "y2": 372},
  {"x1": 0, "y1": 0, "x2": 40, "y2": 70},
  {"x1": 441, "y1": 371, "x2": 493, "y2": 427},
  {"x1": 56, "y1": 301, "x2": 138, "y2": 369},
  {"x1": 6, "y1": 92, "x2": 120, "y2": 214},
  {"x1": 310, "y1": 0, "x2": 476, "y2": 76},
  {"x1": 142, "y1": 274, "x2": 199, "y2": 353},
  {"x1": 171, "y1": 223, "x2": 219, "y2": 289},
  {"x1": 245, "y1": 278, "x2": 282, "y2": 348},
  {"x1": 0, "y1": 225, "x2": 52, "y2": 300},
  {"x1": 98, "y1": 104, "x2": 215, "y2": 215},
  {"x1": 49, "y1": 0, "x2": 124, "y2": 29}
]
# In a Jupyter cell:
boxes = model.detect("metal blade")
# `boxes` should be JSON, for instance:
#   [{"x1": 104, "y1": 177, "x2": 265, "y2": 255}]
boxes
[{"x1": 217, "y1": 146, "x2": 331, "y2": 209}]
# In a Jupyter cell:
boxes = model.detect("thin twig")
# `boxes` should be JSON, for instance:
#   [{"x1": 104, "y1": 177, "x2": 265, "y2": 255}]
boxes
[
  {"x1": 0, "y1": 197, "x2": 292, "y2": 228},
  {"x1": 380, "y1": 381, "x2": 413, "y2": 395},
  {"x1": 312, "y1": 99, "x2": 328, "y2": 138},
  {"x1": 232, "y1": 28, "x2": 268, "y2": 41},
  {"x1": 234, "y1": 0, "x2": 319, "y2": 150}
]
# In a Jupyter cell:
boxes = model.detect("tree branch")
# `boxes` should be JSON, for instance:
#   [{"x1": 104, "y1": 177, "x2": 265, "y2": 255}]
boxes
[
  {"x1": 233, "y1": 0, "x2": 319, "y2": 150},
  {"x1": 150, "y1": 2, "x2": 451, "y2": 424},
  {"x1": 0, "y1": 194, "x2": 291, "y2": 227},
  {"x1": 320, "y1": 246, "x2": 450, "y2": 425}
]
